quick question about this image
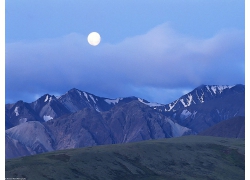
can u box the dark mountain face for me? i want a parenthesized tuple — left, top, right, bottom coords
(31, 94, 71, 121)
(5, 84, 245, 159)
(45, 107, 113, 150)
(5, 101, 43, 130)
(42, 100, 193, 151)
(198, 116, 245, 138)
(101, 101, 193, 143)
(57, 88, 104, 112)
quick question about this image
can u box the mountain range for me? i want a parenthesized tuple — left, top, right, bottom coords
(5, 84, 245, 159)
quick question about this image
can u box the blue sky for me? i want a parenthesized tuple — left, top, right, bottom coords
(5, 0, 245, 104)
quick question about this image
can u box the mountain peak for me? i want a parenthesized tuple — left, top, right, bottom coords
(34, 94, 56, 104)
(68, 87, 81, 93)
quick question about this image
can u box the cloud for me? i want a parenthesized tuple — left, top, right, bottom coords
(5, 23, 245, 104)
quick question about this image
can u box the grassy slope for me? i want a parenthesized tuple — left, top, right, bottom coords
(5, 135, 245, 180)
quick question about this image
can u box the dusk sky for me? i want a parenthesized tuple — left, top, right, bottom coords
(5, 0, 245, 104)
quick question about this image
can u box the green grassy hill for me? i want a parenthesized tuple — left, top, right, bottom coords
(5, 135, 245, 180)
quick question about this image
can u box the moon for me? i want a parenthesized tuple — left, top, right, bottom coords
(87, 32, 101, 46)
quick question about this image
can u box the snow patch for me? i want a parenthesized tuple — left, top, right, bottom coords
(83, 92, 90, 102)
(211, 86, 217, 94)
(180, 99, 189, 107)
(95, 106, 100, 112)
(191, 111, 198, 118)
(77, 90, 82, 96)
(217, 85, 233, 93)
(44, 95, 49, 102)
(89, 95, 96, 104)
(206, 86, 213, 96)
(146, 102, 164, 107)
(138, 98, 164, 107)
(186, 94, 193, 106)
(207, 85, 233, 95)
(19, 118, 27, 124)
(44, 95, 53, 102)
(197, 89, 205, 103)
(14, 107, 19, 116)
(180, 94, 193, 107)
(180, 109, 192, 120)
(166, 100, 178, 111)
(43, 115, 53, 122)
(105, 98, 122, 105)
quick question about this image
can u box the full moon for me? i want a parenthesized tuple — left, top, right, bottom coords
(87, 32, 101, 46)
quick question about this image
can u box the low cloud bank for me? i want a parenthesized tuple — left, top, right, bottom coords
(6, 23, 245, 104)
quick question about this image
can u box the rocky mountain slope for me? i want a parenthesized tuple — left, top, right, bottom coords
(199, 116, 245, 138)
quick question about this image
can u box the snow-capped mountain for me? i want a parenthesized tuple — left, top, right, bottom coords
(5, 84, 245, 159)
(155, 84, 243, 113)
(154, 84, 245, 132)
(5, 89, 151, 130)
(57, 88, 140, 112)
(57, 87, 164, 113)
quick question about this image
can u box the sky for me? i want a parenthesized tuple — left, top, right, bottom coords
(5, 0, 245, 104)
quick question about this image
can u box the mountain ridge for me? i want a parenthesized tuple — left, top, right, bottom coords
(5, 84, 245, 159)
